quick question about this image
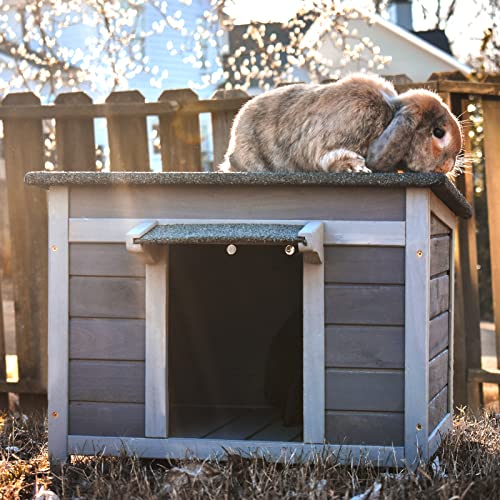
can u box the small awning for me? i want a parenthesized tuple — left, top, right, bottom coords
(134, 223, 306, 245)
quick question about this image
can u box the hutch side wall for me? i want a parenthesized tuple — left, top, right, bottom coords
(67, 184, 407, 440)
(428, 214, 452, 436)
(324, 246, 405, 446)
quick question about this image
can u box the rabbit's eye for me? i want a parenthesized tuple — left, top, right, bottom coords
(433, 128, 445, 139)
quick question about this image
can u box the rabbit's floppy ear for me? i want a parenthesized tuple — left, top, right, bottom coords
(366, 104, 420, 171)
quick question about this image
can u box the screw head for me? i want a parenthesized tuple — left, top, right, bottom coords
(51, 245, 58, 252)
(285, 245, 296, 256)
(226, 244, 237, 256)
(416, 250, 423, 258)
(416, 423, 423, 431)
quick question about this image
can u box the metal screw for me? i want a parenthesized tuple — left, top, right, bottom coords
(226, 244, 237, 256)
(51, 245, 58, 252)
(52, 411, 59, 418)
(416, 423, 423, 431)
(285, 245, 296, 256)
(416, 250, 423, 258)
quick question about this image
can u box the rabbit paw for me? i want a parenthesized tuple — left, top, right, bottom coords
(320, 149, 371, 173)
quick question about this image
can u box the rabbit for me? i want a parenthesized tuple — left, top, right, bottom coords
(218, 73, 462, 175)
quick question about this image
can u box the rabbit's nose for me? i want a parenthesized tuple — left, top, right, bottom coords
(437, 158, 454, 173)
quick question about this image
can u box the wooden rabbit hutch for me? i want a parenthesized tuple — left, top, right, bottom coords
(25, 170, 470, 466)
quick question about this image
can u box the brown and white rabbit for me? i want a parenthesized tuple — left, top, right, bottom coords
(218, 74, 462, 174)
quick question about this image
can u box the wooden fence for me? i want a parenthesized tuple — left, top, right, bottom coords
(0, 75, 499, 411)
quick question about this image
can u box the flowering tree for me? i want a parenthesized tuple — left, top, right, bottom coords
(0, 0, 395, 99)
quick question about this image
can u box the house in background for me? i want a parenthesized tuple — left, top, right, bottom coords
(302, 0, 471, 82)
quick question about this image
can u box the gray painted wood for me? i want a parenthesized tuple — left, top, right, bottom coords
(145, 252, 168, 438)
(429, 275, 450, 319)
(69, 186, 406, 221)
(205, 410, 277, 440)
(69, 318, 145, 361)
(69, 277, 145, 319)
(325, 370, 404, 412)
(70, 243, 145, 277)
(428, 414, 452, 457)
(429, 312, 449, 360)
(429, 350, 449, 401)
(250, 419, 302, 442)
(404, 188, 431, 465)
(68, 435, 405, 465)
(325, 411, 404, 446)
(325, 326, 404, 369)
(428, 387, 448, 434)
(170, 407, 241, 439)
(69, 360, 145, 403)
(324, 246, 404, 284)
(69, 218, 405, 247)
(431, 216, 451, 236)
(325, 285, 404, 326)
(47, 186, 69, 463)
(69, 402, 144, 437)
(302, 225, 325, 444)
(430, 236, 450, 277)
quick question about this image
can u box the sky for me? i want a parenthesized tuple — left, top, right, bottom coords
(224, 0, 491, 62)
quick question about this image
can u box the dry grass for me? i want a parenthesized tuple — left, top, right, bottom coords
(0, 410, 499, 499)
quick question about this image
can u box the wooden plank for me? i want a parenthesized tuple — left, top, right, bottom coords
(68, 435, 405, 465)
(303, 226, 325, 443)
(430, 194, 456, 231)
(69, 402, 144, 437)
(325, 370, 404, 412)
(158, 89, 201, 172)
(448, 226, 456, 417)
(325, 326, 404, 369)
(468, 368, 500, 384)
(428, 413, 452, 457)
(429, 350, 449, 400)
(428, 386, 448, 433)
(431, 216, 451, 236)
(452, 95, 482, 411)
(69, 318, 145, 361)
(69, 360, 145, 403)
(70, 243, 145, 277)
(205, 411, 276, 440)
(482, 98, 500, 386)
(325, 285, 404, 326)
(0, 280, 6, 385)
(325, 411, 404, 446)
(106, 91, 150, 171)
(325, 246, 404, 284)
(250, 419, 301, 442)
(47, 187, 69, 463)
(3, 92, 47, 389)
(429, 312, 449, 360)
(145, 250, 168, 438)
(69, 185, 406, 221)
(69, 276, 145, 319)
(429, 275, 450, 319)
(55, 92, 96, 171)
(69, 218, 404, 246)
(210, 89, 248, 167)
(430, 236, 450, 277)
(169, 406, 240, 439)
(404, 188, 431, 465)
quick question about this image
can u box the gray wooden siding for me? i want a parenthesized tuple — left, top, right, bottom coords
(69, 402, 144, 437)
(69, 243, 146, 437)
(69, 186, 406, 221)
(324, 246, 404, 446)
(428, 216, 451, 436)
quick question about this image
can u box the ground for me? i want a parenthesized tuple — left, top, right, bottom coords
(0, 411, 499, 499)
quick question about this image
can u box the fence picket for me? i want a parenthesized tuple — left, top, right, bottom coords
(210, 89, 248, 168)
(158, 89, 201, 172)
(106, 91, 150, 171)
(2, 93, 47, 400)
(55, 92, 96, 171)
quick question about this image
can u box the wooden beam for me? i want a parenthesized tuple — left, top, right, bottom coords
(482, 97, 500, 386)
(468, 368, 500, 384)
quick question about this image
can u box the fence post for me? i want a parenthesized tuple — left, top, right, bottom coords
(0, 285, 6, 408)
(210, 89, 248, 168)
(2, 93, 47, 407)
(158, 89, 201, 171)
(106, 91, 150, 171)
(55, 92, 96, 171)
(481, 97, 500, 392)
(447, 93, 483, 411)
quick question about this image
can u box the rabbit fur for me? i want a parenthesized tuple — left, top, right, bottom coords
(219, 73, 462, 175)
